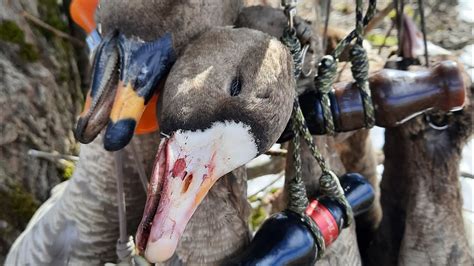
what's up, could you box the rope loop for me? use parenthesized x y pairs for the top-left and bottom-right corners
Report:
(301, 214), (326, 259)
(319, 171), (343, 198)
(350, 44), (375, 128)
(319, 171), (354, 226)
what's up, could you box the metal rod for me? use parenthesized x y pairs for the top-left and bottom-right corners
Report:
(28, 149), (79, 162)
(322, 0), (331, 53)
(130, 139), (149, 192)
(114, 150), (128, 244)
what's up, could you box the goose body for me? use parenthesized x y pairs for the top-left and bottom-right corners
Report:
(8, 25), (296, 264)
(6, 134), (159, 265)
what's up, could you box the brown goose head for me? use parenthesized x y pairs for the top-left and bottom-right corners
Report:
(74, 0), (243, 151)
(135, 27), (296, 263)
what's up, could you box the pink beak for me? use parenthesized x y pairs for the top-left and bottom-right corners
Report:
(135, 122), (258, 262)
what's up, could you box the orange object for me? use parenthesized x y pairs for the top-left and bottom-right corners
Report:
(70, 0), (99, 34)
(135, 93), (160, 135)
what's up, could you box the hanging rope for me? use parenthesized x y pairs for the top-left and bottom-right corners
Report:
(280, 0), (377, 258)
(314, 0), (377, 133)
(351, 45), (375, 128)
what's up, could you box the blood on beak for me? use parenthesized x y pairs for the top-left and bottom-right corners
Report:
(136, 121), (259, 263)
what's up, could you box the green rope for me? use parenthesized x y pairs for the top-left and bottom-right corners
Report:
(314, 56), (337, 134)
(350, 44), (375, 128)
(313, 0), (377, 134)
(287, 109), (309, 214)
(281, 28), (304, 78)
(292, 99), (354, 226)
(279, 0), (378, 257)
(331, 0), (377, 58)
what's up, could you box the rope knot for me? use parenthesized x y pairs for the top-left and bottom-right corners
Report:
(314, 55), (337, 94)
(350, 44), (369, 84)
(350, 44), (375, 128)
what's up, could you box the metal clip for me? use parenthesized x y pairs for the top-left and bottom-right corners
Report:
(301, 43), (314, 77)
(282, 0), (298, 31)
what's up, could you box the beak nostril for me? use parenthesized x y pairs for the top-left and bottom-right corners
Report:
(182, 174), (193, 194)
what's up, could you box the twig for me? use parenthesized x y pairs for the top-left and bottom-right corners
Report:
(461, 172), (474, 179)
(21, 11), (85, 47)
(248, 172), (284, 199)
(264, 148), (288, 157)
(364, 2), (395, 35)
(28, 149), (79, 162)
(378, 21), (396, 54)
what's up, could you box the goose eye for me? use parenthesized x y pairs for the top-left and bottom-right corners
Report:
(230, 77), (242, 96)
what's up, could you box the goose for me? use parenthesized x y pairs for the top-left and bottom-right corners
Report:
(7, 26), (296, 264)
(74, 0), (243, 151)
(367, 85), (472, 265)
(367, 13), (473, 265)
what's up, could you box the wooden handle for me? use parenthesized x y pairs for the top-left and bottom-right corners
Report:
(300, 60), (466, 134)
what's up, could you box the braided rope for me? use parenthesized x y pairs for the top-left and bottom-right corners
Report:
(314, 56), (337, 134)
(281, 29), (304, 78)
(350, 45), (375, 128)
(292, 100), (354, 226)
(280, 0), (380, 257)
(332, 0), (377, 59)
(355, 0), (365, 45)
(287, 109), (309, 214)
(302, 213), (326, 259)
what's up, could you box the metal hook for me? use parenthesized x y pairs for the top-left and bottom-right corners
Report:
(425, 114), (449, 131)
(160, 132), (171, 139)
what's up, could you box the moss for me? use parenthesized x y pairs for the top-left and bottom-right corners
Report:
(0, 182), (39, 229)
(19, 43), (40, 61)
(250, 206), (268, 231)
(61, 161), (75, 181)
(367, 33), (398, 47)
(0, 21), (25, 44)
(0, 20), (39, 62)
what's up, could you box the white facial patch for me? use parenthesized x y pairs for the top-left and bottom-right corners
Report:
(144, 121), (259, 262)
(171, 120), (259, 178)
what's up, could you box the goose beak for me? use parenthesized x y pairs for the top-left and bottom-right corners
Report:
(136, 121), (259, 263)
(75, 32), (119, 143)
(103, 81), (146, 150)
(103, 33), (175, 151)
